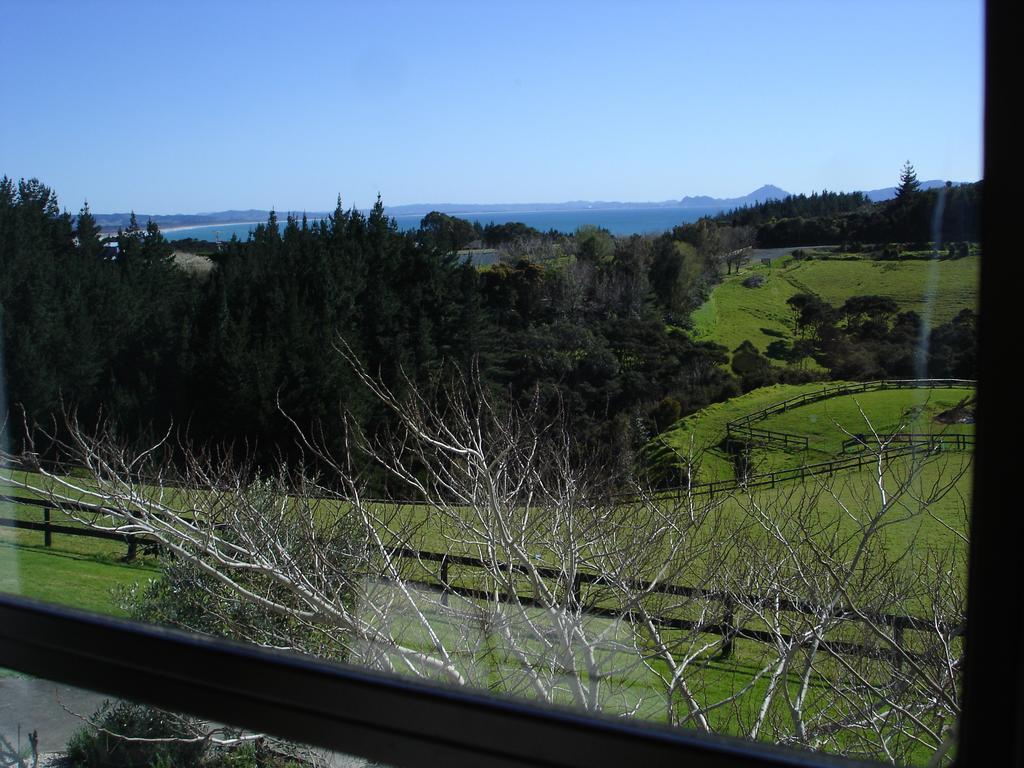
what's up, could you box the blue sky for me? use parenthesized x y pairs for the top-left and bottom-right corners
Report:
(0, 1), (983, 213)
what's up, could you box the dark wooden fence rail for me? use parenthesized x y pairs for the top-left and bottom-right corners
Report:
(0, 494), (960, 663)
(2, 380), (977, 510)
(648, 436), (971, 498)
(842, 432), (975, 452)
(0, 493), (215, 560)
(724, 424), (809, 450)
(726, 378), (975, 434)
(673, 378), (977, 495)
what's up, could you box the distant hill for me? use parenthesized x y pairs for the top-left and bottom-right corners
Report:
(381, 185), (793, 216)
(94, 186), (797, 231)
(676, 184), (791, 209)
(93, 181), (976, 232)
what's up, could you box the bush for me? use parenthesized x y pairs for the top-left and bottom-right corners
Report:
(66, 701), (207, 768)
(741, 274), (766, 288)
(651, 396), (683, 433)
(66, 702), (306, 768)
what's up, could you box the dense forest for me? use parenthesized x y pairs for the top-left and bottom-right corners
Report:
(0, 174), (979, 485)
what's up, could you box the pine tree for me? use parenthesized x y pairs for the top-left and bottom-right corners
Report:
(895, 161), (921, 201)
(74, 201), (103, 259)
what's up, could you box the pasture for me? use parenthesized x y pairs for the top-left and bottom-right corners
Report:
(1, 381), (973, 611)
(0, 377), (971, 766)
(691, 252), (979, 362)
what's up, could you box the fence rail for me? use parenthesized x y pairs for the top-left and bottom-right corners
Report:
(842, 432), (975, 452)
(725, 379), (975, 433)
(0, 493), (960, 662)
(664, 438), (963, 497)
(725, 424), (808, 450)
(0, 492), (210, 560)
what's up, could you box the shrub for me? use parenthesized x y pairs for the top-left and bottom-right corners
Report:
(66, 701), (206, 768)
(741, 274), (766, 288)
(65, 702), (306, 768)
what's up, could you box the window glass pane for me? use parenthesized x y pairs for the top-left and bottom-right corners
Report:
(1, 2), (982, 766)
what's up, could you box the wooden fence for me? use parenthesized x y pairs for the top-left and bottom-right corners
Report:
(0, 493), (960, 663)
(842, 432), (975, 453)
(652, 437), (968, 498)
(725, 424), (808, 451)
(726, 378), (975, 434)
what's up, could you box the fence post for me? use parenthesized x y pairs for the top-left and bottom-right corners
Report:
(721, 595), (735, 659)
(440, 558), (450, 607)
(43, 508), (52, 547)
(125, 537), (137, 562)
(893, 622), (905, 670)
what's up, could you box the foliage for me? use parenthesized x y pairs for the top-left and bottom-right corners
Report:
(692, 251), (978, 377)
(697, 189), (873, 230)
(754, 181), (980, 247)
(783, 290), (977, 380)
(417, 210), (477, 252)
(0, 177), (737, 484)
(66, 700), (207, 768)
(65, 700), (305, 768)
(10, 367), (967, 765)
(479, 219), (542, 246)
(895, 160), (922, 201)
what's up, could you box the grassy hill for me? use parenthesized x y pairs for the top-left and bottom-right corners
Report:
(648, 382), (975, 482)
(0, 436), (967, 763)
(692, 252), (979, 363)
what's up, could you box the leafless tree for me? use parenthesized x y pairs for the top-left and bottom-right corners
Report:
(714, 433), (968, 764)
(1, 361), (967, 764)
(720, 225), (756, 275)
(495, 234), (557, 264)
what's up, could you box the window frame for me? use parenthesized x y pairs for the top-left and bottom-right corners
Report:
(1, 3), (1013, 765)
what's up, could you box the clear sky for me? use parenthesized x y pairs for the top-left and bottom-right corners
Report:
(0, 0), (983, 214)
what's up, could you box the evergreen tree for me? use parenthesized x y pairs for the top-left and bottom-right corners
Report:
(895, 161), (921, 201)
(74, 202), (104, 260)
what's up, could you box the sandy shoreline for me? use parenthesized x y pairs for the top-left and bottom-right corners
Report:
(160, 220), (263, 232)
(101, 220), (264, 235)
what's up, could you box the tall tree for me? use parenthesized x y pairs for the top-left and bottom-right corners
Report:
(895, 160), (921, 201)
(74, 201), (104, 260)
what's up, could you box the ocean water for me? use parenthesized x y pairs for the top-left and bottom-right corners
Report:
(162, 206), (727, 242)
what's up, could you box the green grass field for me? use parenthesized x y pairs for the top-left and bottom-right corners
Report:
(1, 378), (969, 767)
(644, 382), (973, 561)
(650, 382), (974, 480)
(0, 494), (159, 616)
(3, 379), (974, 610)
(691, 253), (979, 362)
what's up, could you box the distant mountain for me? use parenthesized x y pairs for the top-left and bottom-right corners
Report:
(863, 179), (963, 202)
(96, 187), (798, 232)
(96, 181), (980, 232)
(381, 185), (793, 217)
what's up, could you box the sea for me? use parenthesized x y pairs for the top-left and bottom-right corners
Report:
(161, 206), (728, 242)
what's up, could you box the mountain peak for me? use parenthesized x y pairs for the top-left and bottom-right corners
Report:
(677, 185), (791, 209)
(749, 184), (788, 198)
